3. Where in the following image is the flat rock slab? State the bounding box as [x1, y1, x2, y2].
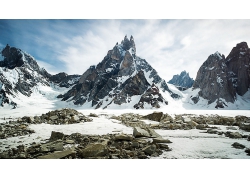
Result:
[37, 149, 76, 159]
[153, 137, 172, 143]
[114, 134, 133, 141]
[133, 127, 151, 138]
[80, 143, 108, 158]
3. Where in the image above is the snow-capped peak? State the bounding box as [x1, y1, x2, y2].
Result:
[214, 51, 223, 60]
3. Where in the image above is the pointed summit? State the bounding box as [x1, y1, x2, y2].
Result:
[122, 35, 136, 53]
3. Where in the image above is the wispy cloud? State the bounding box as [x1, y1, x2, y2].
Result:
[1, 19, 250, 80]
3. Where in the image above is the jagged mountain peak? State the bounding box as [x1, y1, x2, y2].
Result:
[60, 35, 179, 109]
[168, 70, 194, 90]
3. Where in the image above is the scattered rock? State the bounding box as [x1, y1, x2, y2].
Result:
[245, 148, 250, 156]
[114, 134, 133, 141]
[37, 149, 76, 159]
[142, 112, 163, 122]
[152, 137, 172, 143]
[142, 144, 156, 155]
[232, 142, 245, 149]
[133, 127, 151, 138]
[49, 131, 64, 141]
[80, 143, 108, 158]
[229, 132, 242, 139]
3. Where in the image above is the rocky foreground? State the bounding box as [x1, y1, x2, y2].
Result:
[0, 109, 250, 158]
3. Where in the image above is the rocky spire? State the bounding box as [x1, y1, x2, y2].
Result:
[226, 42, 250, 96]
[122, 35, 136, 54]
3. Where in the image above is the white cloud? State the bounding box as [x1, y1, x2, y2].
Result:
[35, 20, 250, 82]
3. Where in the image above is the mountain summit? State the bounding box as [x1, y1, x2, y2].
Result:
[59, 35, 180, 109]
[168, 70, 194, 90]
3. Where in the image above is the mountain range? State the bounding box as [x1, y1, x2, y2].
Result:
[0, 36, 250, 110]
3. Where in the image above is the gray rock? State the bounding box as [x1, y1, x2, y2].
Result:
[80, 143, 108, 158]
[37, 149, 76, 159]
[152, 137, 172, 143]
[229, 132, 242, 139]
[133, 127, 151, 138]
[114, 134, 133, 141]
[146, 128, 161, 138]
[142, 144, 156, 155]
[142, 112, 163, 122]
[49, 131, 64, 141]
[65, 140, 75, 144]
[40, 140, 63, 152]
[50, 115, 58, 121]
[232, 142, 245, 149]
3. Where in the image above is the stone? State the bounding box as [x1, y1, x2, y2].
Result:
[229, 132, 242, 139]
[80, 143, 108, 158]
[196, 124, 208, 130]
[89, 113, 98, 117]
[65, 140, 75, 144]
[49, 131, 64, 141]
[40, 140, 63, 152]
[153, 137, 172, 143]
[37, 149, 76, 159]
[248, 135, 250, 141]
[226, 127, 238, 130]
[245, 148, 250, 155]
[142, 112, 163, 122]
[207, 129, 218, 134]
[187, 120, 198, 128]
[49, 115, 58, 121]
[133, 127, 151, 138]
[146, 128, 161, 138]
[114, 134, 133, 141]
[232, 142, 245, 149]
[142, 144, 156, 155]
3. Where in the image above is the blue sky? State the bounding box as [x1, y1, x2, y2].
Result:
[1, 19, 250, 80]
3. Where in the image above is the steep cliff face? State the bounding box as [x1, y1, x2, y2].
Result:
[191, 42, 250, 108]
[168, 70, 194, 90]
[60, 35, 180, 109]
[226, 42, 250, 96]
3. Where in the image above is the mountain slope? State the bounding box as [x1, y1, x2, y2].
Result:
[60, 35, 180, 109]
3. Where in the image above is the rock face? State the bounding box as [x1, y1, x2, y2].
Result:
[59, 35, 179, 109]
[191, 42, 250, 108]
[168, 70, 194, 90]
[0, 44, 80, 108]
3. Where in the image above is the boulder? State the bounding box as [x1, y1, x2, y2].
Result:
[142, 144, 156, 155]
[232, 142, 245, 149]
[89, 113, 98, 117]
[245, 148, 250, 155]
[142, 112, 163, 122]
[133, 127, 151, 138]
[146, 128, 161, 138]
[80, 143, 108, 158]
[229, 132, 242, 139]
[37, 149, 76, 159]
[40, 140, 63, 152]
[114, 134, 133, 141]
[49, 131, 64, 141]
[49, 115, 58, 121]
